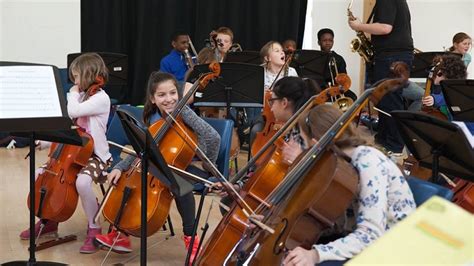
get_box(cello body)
[229,151,358,265]
[28,130,94,222]
[198,85,359,265]
[101,117,197,237]
[198,138,288,265]
[250,91,283,163]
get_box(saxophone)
[348,1,374,63]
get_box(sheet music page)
[453,121,474,149]
[0,65,62,119]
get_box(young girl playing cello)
[282,104,416,266]
[248,41,299,147]
[94,72,220,263]
[218,76,318,200]
[19,53,112,254]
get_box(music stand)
[1,62,76,265]
[441,79,474,122]
[290,49,330,85]
[392,111,474,183]
[187,63,264,118]
[115,109,194,265]
[67,52,128,103]
[224,51,262,65]
[411,51,461,78]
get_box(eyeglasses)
[267,97,282,107]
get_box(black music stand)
[67,52,128,103]
[187,63,264,118]
[116,109,194,265]
[224,51,261,65]
[411,51,461,78]
[1,62,75,265]
[441,79,474,122]
[290,49,330,85]
[392,111,474,183]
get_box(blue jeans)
[373,51,414,153]
[373,51,414,83]
[403,81,424,111]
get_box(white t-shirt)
[264,66,298,90]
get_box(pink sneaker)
[19,220,58,240]
[79,227,102,254]
[95,228,132,253]
[183,235,201,265]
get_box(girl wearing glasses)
[217,76,318,202]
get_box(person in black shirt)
[317,28,347,87]
[348,0,414,82]
[317,28,356,101]
[348,0,414,154]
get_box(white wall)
[305,0,474,94]
[1,0,472,79]
[0,0,80,68]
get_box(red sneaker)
[95,228,132,253]
[79,227,102,254]
[183,235,201,265]
[19,220,58,240]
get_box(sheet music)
[453,121,474,149]
[0,65,62,119]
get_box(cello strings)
[165,112,256,215]
[252,96,371,215]
[107,141,215,186]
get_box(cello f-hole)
[273,218,288,255]
[58,169,65,184]
[149,177,156,188]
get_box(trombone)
[328,56,354,112]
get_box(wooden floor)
[0,123,379,265]
[0,146,229,265]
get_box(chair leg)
[167,215,175,236]
[234,157,239,173]
[99,184,106,196]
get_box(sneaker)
[79,227,102,254]
[183,235,201,265]
[95,228,132,253]
[19,219,58,240]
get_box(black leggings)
[173,164,210,236]
[174,191,196,236]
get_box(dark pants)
[373,51,414,153]
[318,260,349,266]
[174,165,210,236]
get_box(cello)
[197,85,353,266]
[403,59,447,180]
[27,77,106,223]
[421,60,448,120]
[99,64,221,237]
[226,79,405,265]
[28,131,94,222]
[250,48,296,161]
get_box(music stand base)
[28,234,77,252]
[2,261,67,266]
